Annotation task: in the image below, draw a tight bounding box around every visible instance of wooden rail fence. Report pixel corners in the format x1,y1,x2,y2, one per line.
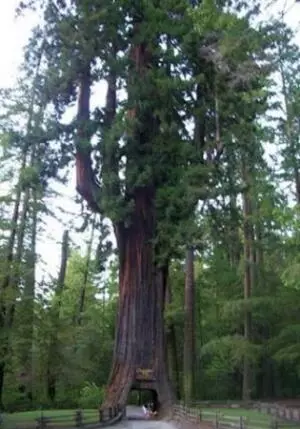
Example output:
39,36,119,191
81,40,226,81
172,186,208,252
1,405,125,429
173,403,300,429
253,403,300,422
181,402,300,423
36,405,124,428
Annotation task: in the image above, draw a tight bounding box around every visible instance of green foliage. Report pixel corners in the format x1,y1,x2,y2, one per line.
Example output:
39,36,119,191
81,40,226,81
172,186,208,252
78,382,104,409
202,336,261,369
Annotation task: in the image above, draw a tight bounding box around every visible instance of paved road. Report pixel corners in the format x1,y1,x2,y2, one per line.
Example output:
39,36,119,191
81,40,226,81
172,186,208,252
120,406,176,429
126,405,147,420
114,419,176,429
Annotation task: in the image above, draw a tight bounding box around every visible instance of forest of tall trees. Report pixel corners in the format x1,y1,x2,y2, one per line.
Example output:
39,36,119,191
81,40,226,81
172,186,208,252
1,0,300,413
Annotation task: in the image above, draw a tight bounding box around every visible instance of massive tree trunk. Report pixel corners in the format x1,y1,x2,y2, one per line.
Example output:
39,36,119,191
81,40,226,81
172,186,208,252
101,11,175,409
103,190,174,409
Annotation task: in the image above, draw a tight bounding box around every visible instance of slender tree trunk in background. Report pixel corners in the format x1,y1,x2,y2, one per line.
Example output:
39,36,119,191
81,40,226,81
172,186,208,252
76,214,96,325
7,184,31,402
47,230,69,403
195,269,204,400
254,209,271,398
7,183,31,330
21,187,38,401
229,193,241,267
165,282,181,400
241,161,255,401
183,246,195,405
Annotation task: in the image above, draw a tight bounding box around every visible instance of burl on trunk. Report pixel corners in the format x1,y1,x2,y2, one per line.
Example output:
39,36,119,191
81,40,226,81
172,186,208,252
103,189,174,409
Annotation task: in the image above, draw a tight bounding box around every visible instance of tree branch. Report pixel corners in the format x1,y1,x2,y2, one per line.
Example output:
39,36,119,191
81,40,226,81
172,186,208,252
75,64,102,213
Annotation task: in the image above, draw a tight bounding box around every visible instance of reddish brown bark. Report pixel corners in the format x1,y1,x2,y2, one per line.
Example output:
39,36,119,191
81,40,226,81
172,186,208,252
75,65,101,213
103,189,174,410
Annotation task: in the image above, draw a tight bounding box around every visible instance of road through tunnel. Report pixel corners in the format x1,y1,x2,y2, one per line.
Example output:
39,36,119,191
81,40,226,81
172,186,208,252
127,387,159,420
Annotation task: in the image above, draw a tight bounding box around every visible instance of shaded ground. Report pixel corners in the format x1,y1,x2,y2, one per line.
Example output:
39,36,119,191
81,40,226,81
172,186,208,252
126,405,148,420
115,420,177,429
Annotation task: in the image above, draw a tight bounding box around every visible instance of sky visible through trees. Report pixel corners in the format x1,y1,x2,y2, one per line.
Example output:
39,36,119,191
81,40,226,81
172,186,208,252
0,0,299,284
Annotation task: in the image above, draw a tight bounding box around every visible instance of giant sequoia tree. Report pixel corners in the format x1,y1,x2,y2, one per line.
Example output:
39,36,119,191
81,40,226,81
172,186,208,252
49,0,196,408
17,0,272,408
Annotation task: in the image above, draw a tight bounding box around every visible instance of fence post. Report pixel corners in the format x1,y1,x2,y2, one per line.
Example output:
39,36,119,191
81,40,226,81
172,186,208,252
215,412,219,429
198,409,202,422
75,409,82,427
37,408,47,429
99,409,103,422
109,407,113,419
39,416,47,429
271,417,278,429
240,416,244,429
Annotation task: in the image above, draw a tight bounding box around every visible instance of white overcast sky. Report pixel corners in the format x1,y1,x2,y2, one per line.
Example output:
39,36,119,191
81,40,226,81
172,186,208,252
0,0,299,283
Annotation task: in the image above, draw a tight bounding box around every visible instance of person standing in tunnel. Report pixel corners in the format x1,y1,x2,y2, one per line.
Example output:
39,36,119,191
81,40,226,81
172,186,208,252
142,403,150,418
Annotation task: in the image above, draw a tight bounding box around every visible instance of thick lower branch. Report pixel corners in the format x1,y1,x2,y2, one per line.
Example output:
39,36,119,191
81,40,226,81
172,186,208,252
75,63,102,212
